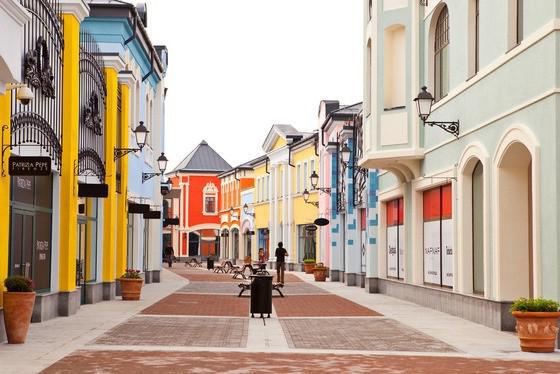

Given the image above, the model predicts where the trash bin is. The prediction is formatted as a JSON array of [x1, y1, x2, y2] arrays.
[[207, 258, 214, 270], [250, 274, 273, 318]]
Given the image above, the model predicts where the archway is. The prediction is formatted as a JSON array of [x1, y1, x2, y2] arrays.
[[497, 142, 533, 300]]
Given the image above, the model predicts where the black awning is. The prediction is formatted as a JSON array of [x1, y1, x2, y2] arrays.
[[129, 203, 150, 214], [143, 210, 162, 219], [78, 183, 109, 198]]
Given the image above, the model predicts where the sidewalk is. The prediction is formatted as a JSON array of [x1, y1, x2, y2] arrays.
[[0, 270, 187, 374], [4, 267, 560, 373]]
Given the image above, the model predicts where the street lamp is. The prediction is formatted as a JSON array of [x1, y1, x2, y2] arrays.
[[302, 188, 319, 208], [340, 143, 352, 165], [142, 152, 169, 183], [243, 203, 255, 217], [309, 170, 331, 194], [413, 86, 459, 137], [114, 121, 149, 160], [230, 206, 239, 220]]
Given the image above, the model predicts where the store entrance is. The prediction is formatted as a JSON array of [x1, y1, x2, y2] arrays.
[[10, 210, 34, 280]]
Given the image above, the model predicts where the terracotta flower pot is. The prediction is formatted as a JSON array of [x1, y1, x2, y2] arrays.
[[119, 278, 143, 301], [3, 291, 36, 344], [512, 311, 560, 353], [303, 263, 315, 274], [313, 267, 328, 282]]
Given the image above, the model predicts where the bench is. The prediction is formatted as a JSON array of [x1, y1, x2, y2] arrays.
[[237, 282, 284, 297], [185, 257, 202, 268]]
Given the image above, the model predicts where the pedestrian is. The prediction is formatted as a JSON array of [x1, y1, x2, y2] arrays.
[[275, 242, 288, 284], [258, 248, 266, 264], [164, 246, 174, 268]]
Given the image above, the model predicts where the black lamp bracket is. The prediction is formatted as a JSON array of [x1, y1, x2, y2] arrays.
[[114, 147, 140, 161], [313, 187, 331, 195], [142, 172, 161, 183], [305, 201, 319, 208], [423, 120, 460, 138]]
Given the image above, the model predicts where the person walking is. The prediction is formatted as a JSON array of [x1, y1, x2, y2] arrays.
[[275, 242, 288, 284], [164, 246, 174, 268]]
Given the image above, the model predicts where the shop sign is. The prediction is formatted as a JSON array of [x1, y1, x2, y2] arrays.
[[129, 203, 150, 214], [78, 183, 108, 198], [8, 156, 51, 176], [163, 217, 179, 226], [144, 210, 161, 219]]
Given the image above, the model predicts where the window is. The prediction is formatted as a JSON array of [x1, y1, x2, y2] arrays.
[[257, 178, 261, 202], [386, 198, 404, 280], [516, 0, 523, 44], [423, 184, 453, 287], [296, 164, 301, 193], [203, 183, 218, 215], [475, 0, 479, 73], [434, 6, 449, 101], [365, 40, 372, 116], [472, 161, 484, 294], [383, 25, 406, 109], [266, 175, 270, 200], [297, 224, 316, 262], [303, 162, 308, 190], [368, 0, 373, 20], [310, 160, 315, 181]]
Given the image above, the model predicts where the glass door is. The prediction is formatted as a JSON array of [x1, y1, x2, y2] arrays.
[[10, 210, 34, 280]]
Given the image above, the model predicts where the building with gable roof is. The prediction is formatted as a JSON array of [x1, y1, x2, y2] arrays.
[[164, 140, 231, 258]]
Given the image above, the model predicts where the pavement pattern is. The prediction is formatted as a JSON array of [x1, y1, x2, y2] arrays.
[[25, 265, 560, 373]]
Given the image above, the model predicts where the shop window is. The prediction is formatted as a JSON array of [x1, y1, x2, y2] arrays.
[[203, 183, 218, 215], [258, 228, 270, 259], [434, 6, 449, 101], [423, 184, 453, 287], [386, 197, 404, 279], [297, 225, 317, 263]]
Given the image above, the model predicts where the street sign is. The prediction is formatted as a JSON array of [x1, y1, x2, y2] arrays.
[[8, 156, 51, 176]]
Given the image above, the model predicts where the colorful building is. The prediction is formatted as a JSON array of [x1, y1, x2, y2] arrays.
[[0, 0, 169, 340], [167, 140, 231, 258], [360, 0, 560, 333], [253, 125, 320, 270]]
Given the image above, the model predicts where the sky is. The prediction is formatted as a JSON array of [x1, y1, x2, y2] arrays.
[[144, 0, 363, 169]]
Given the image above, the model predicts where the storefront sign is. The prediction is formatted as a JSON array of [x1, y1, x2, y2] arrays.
[[129, 203, 150, 214], [163, 217, 180, 226], [143, 210, 161, 219], [78, 183, 109, 198], [314, 218, 330, 226], [8, 156, 51, 176]]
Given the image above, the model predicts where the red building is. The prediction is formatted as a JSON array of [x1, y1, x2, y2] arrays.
[[164, 141, 231, 257]]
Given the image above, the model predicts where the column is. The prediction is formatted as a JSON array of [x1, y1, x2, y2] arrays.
[[0, 89, 11, 306], [116, 74, 132, 278], [269, 165, 275, 258], [287, 161, 293, 261], [102, 55, 125, 299]]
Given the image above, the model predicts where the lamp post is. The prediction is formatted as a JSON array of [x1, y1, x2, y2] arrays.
[[230, 206, 239, 221], [309, 170, 331, 194], [414, 86, 460, 137], [142, 152, 169, 183], [243, 203, 255, 217], [114, 121, 149, 160]]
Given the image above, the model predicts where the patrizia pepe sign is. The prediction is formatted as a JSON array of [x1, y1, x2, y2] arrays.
[[8, 156, 51, 176]]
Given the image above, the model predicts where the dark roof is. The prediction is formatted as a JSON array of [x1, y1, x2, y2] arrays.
[[321, 102, 363, 131], [171, 140, 232, 173], [217, 154, 265, 177]]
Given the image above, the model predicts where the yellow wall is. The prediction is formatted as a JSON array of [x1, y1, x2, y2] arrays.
[[253, 163, 269, 229], [58, 14, 80, 292], [103, 67, 118, 282], [272, 137, 287, 151], [0, 89, 11, 305], [115, 83, 130, 277]]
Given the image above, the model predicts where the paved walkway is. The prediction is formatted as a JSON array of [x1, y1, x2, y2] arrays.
[[2, 265, 560, 373]]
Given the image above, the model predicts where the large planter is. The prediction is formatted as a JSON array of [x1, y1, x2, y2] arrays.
[[303, 262, 315, 274], [119, 278, 143, 301], [3, 291, 36, 344], [313, 266, 328, 282], [512, 311, 560, 353]]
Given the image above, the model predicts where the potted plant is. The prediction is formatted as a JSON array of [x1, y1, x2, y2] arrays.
[[303, 258, 316, 274], [3, 276, 35, 344], [313, 263, 329, 282], [510, 297, 560, 353], [119, 269, 143, 301]]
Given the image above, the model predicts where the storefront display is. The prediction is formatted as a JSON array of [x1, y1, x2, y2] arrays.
[[386, 197, 404, 279]]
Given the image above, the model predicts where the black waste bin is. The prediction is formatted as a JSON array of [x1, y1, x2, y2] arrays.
[[250, 274, 273, 318], [207, 258, 214, 270]]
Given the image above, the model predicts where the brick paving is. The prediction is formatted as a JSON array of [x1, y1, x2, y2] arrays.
[[92, 316, 248, 348], [280, 318, 456, 352], [141, 294, 249, 317], [43, 351, 560, 374], [176, 281, 328, 296], [274, 295, 382, 317]]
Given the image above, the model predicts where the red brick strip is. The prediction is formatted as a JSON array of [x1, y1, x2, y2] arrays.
[[273, 295, 382, 317], [141, 294, 249, 317], [42, 350, 560, 374]]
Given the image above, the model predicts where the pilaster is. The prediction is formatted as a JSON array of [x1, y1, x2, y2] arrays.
[[58, 13, 81, 292], [0, 90, 11, 305]]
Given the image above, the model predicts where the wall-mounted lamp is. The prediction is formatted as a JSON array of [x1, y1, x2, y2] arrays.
[[302, 188, 319, 208], [229, 206, 239, 220], [114, 121, 149, 160], [142, 152, 168, 183], [309, 171, 331, 195], [414, 86, 459, 137], [243, 203, 255, 217]]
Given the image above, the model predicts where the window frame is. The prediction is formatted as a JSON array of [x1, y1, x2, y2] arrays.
[[434, 6, 450, 102]]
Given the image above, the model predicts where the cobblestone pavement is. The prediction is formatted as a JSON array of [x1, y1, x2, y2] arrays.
[[141, 293, 249, 316], [93, 316, 248, 348], [273, 294, 382, 317], [43, 350, 560, 374], [280, 318, 456, 352]]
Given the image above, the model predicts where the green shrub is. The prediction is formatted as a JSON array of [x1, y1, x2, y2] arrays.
[[510, 298, 560, 313], [4, 276, 34, 292], [303, 258, 316, 264]]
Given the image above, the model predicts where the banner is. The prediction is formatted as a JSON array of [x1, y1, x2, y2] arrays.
[[387, 225, 398, 278], [442, 218, 454, 287]]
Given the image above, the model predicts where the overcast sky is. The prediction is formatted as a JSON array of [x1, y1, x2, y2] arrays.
[[144, 0, 363, 169]]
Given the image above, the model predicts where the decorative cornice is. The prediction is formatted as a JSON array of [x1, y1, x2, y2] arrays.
[[1, 0, 32, 26], [118, 70, 136, 87], [101, 53, 126, 72], [58, 0, 90, 22]]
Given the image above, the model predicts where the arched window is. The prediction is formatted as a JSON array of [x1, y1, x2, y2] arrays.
[[203, 182, 218, 215], [471, 161, 484, 294], [434, 6, 449, 101], [368, 0, 373, 20]]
